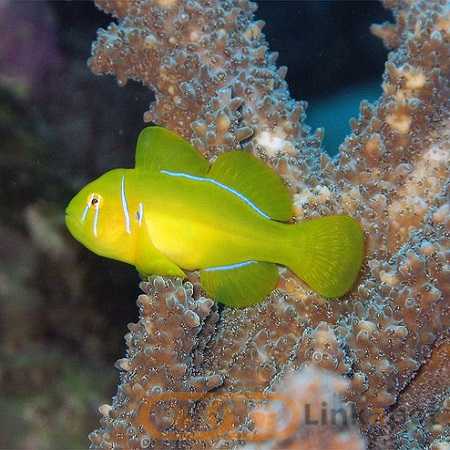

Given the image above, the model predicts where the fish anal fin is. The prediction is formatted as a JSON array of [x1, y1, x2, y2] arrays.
[[200, 261, 279, 308], [135, 127, 209, 175], [208, 151, 293, 221]]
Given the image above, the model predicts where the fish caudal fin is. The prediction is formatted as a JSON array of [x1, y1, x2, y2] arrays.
[[285, 216, 364, 298]]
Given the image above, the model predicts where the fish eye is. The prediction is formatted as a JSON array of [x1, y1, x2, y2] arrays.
[[87, 193, 102, 208]]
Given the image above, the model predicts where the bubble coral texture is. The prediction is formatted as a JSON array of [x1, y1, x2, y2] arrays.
[[88, 0, 449, 448]]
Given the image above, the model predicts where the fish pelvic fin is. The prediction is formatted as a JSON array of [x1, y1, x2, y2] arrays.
[[285, 215, 364, 298]]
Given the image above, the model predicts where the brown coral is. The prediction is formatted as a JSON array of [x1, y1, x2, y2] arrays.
[[89, 277, 222, 448], [88, 0, 311, 160], [87, 0, 449, 449]]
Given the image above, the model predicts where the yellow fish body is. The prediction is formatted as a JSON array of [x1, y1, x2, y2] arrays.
[[65, 127, 364, 307]]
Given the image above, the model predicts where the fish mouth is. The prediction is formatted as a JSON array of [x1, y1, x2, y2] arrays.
[[64, 203, 73, 222], [64, 199, 83, 232], [64, 212, 74, 231], [65, 211, 82, 240]]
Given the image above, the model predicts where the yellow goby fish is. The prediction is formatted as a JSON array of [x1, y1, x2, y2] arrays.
[[65, 127, 364, 307]]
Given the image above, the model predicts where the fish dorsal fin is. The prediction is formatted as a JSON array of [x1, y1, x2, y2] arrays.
[[200, 261, 279, 307], [208, 151, 293, 221], [135, 127, 209, 175]]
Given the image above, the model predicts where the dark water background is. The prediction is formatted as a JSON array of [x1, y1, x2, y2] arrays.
[[0, 1, 390, 448]]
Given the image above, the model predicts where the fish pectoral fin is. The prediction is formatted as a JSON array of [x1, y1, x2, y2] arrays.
[[208, 151, 293, 221], [200, 261, 279, 308], [135, 224, 186, 279], [135, 126, 209, 175], [136, 255, 186, 279]]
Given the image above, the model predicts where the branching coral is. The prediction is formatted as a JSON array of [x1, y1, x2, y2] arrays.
[[89, 277, 222, 449], [87, 0, 449, 448], [88, 0, 314, 160]]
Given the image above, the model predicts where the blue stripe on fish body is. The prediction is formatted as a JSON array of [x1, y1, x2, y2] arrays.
[[204, 260, 257, 272], [160, 169, 271, 219]]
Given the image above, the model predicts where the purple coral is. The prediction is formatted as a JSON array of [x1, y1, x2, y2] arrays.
[[87, 0, 449, 448]]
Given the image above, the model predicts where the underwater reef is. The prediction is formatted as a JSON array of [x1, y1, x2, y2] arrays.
[[85, 0, 449, 449]]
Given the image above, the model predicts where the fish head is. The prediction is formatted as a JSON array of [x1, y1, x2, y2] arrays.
[[65, 168, 137, 264]]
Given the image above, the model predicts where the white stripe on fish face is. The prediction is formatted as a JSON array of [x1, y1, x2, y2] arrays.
[[120, 175, 132, 234], [81, 204, 90, 222], [160, 170, 271, 219], [81, 194, 102, 237], [93, 204, 100, 237], [137, 202, 144, 226]]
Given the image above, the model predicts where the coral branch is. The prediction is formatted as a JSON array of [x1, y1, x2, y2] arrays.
[[88, 0, 449, 448], [88, 278, 221, 449], [89, 0, 314, 162]]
